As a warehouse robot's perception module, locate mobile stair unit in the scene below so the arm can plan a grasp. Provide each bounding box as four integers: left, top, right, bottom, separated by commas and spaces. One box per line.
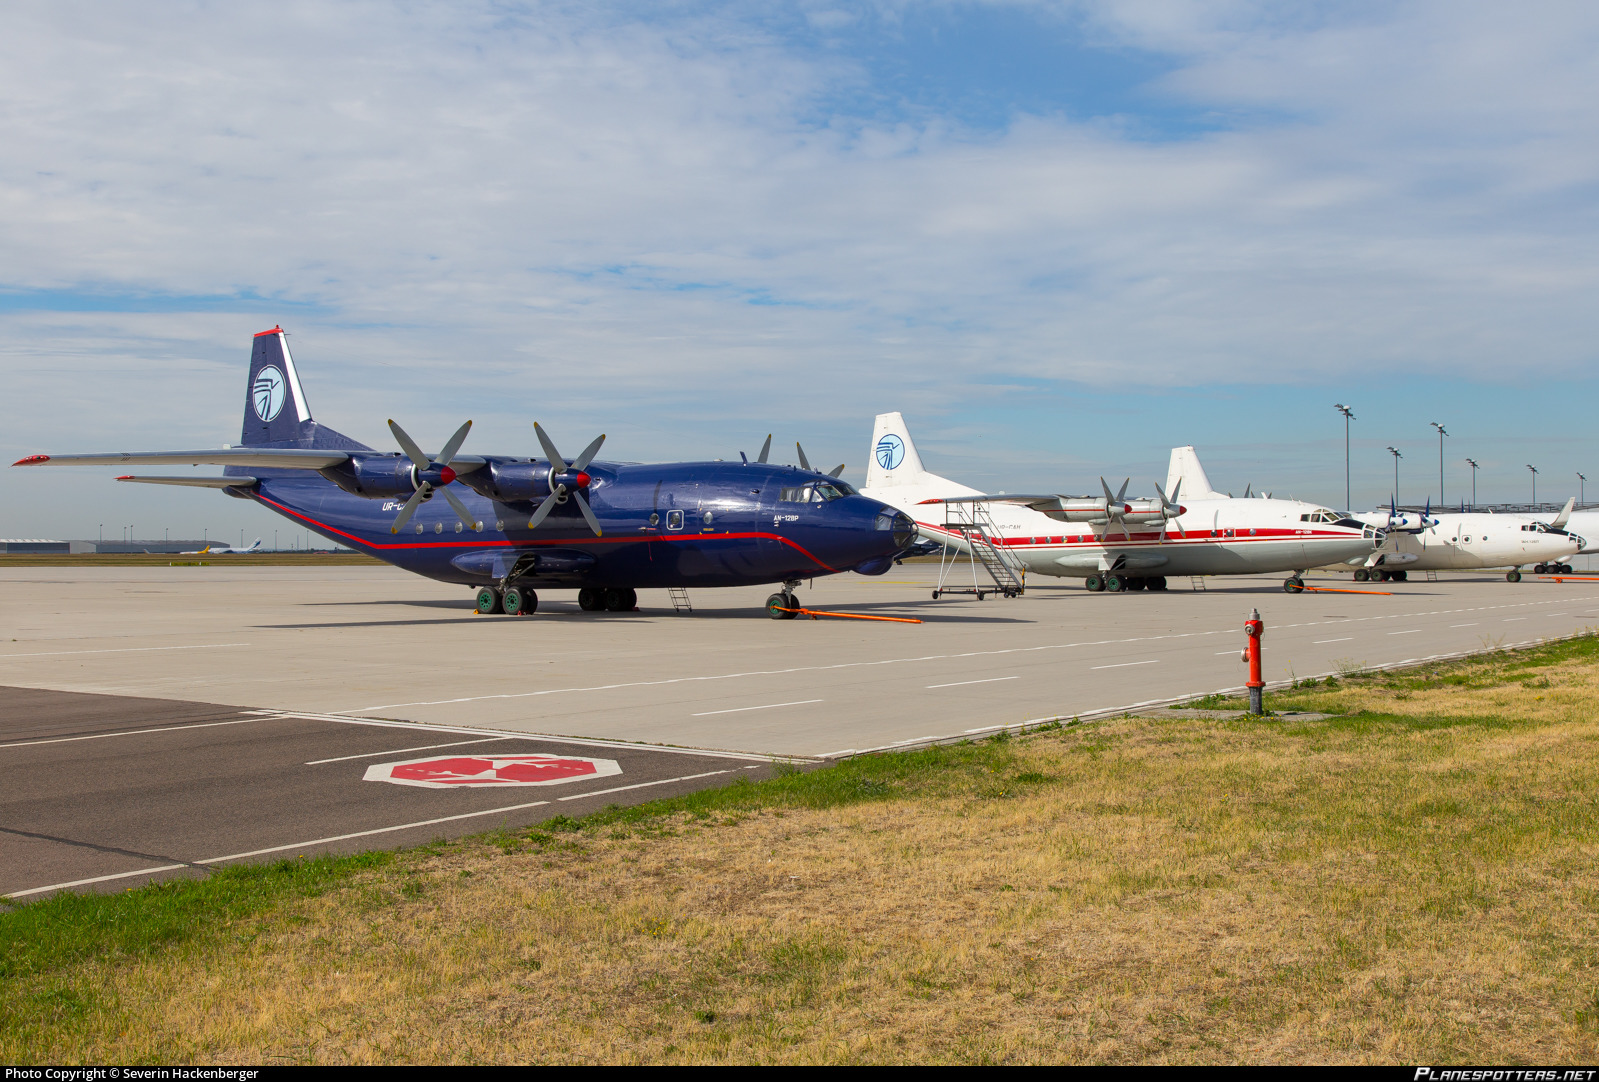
932, 501, 1026, 599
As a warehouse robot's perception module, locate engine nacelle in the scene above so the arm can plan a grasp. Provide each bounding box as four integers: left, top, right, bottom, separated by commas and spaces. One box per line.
318, 455, 418, 499
456, 460, 552, 503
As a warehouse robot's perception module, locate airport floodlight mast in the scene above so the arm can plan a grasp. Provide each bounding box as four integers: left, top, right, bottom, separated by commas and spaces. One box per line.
1387, 446, 1402, 506
1579, 472, 1587, 507
1466, 458, 1480, 509
1430, 422, 1447, 505
1527, 464, 1538, 507
1334, 404, 1355, 511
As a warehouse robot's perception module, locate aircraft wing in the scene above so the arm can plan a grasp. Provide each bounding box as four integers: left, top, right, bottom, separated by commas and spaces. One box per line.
116, 475, 259, 488
919, 494, 1082, 512
13, 449, 350, 469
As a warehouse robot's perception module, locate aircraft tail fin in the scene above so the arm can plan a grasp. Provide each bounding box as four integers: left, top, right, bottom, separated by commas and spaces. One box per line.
240, 327, 370, 452
866, 412, 931, 489
1166, 446, 1226, 501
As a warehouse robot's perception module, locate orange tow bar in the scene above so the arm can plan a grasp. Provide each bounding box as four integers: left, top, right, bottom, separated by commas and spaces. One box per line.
778, 607, 922, 624
1549, 576, 1599, 583
1300, 585, 1394, 596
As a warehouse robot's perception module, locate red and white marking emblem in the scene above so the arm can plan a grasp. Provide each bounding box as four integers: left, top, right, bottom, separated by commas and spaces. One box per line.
364, 753, 622, 789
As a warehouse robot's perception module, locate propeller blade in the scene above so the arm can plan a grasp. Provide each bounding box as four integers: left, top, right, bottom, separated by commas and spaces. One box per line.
441, 485, 478, 529
572, 490, 603, 536
533, 422, 565, 468
757, 435, 771, 464
388, 420, 431, 470
436, 419, 473, 467
796, 443, 812, 471
1242, 482, 1252, 499
1099, 477, 1116, 508
526, 493, 561, 531
390, 485, 428, 533
571, 433, 607, 472
1169, 479, 1182, 504
829, 464, 846, 478
1116, 478, 1130, 502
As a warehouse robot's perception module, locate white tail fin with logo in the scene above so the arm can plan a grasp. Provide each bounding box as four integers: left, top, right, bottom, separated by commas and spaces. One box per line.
866, 412, 929, 489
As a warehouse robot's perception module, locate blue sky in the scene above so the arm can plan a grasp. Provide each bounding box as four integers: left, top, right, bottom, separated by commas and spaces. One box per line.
2, 1, 1597, 539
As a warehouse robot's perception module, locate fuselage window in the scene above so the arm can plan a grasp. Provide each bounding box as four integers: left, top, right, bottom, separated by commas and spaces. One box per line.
666, 509, 684, 531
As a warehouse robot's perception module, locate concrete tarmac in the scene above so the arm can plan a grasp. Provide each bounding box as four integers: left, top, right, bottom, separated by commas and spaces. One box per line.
0, 686, 770, 899
4, 562, 1597, 757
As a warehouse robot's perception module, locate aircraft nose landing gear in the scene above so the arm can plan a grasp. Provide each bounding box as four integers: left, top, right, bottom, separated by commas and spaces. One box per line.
767, 579, 802, 619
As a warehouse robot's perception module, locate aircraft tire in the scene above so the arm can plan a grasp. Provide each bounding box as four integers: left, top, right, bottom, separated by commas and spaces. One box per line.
1126, 577, 1146, 591
602, 588, 633, 612
503, 586, 537, 616
1560, 563, 1574, 574
578, 587, 605, 611
1084, 575, 1103, 592
1283, 576, 1305, 593
475, 587, 503, 615
766, 592, 799, 619
1507, 569, 1522, 582
1393, 570, 1408, 582
1353, 568, 1369, 582
1105, 574, 1124, 592
1149, 576, 1167, 591
1534, 563, 1548, 575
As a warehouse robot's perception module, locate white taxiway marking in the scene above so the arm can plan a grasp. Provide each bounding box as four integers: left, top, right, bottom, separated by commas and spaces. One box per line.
691, 699, 823, 717
556, 769, 734, 801
1214, 650, 1238, 655
306, 736, 515, 765
1450, 623, 1479, 628
0, 643, 248, 660
1504, 617, 1526, 622
1314, 638, 1354, 644
925, 676, 1018, 689
1389, 629, 1422, 635
1091, 660, 1159, 670
1547, 613, 1567, 617
0, 717, 262, 750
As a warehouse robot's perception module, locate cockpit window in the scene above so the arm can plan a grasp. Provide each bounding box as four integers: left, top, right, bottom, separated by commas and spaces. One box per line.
1299, 509, 1340, 523
779, 483, 850, 503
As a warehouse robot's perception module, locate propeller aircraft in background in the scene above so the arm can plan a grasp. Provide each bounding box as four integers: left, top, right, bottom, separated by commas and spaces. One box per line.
1340, 499, 1583, 582
860, 413, 1382, 593
14, 327, 918, 619
178, 537, 262, 555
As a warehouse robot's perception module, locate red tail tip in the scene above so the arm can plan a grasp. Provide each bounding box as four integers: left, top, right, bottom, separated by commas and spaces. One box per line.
253, 325, 284, 338
12, 454, 49, 466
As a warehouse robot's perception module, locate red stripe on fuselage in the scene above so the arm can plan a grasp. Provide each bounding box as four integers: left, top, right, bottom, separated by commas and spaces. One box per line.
251, 492, 841, 572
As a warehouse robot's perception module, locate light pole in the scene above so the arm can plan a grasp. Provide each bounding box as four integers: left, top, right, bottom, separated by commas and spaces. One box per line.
1579, 473, 1587, 507
1466, 458, 1479, 510
1430, 422, 1447, 505
1334, 404, 1355, 511
1387, 446, 1402, 506
1527, 464, 1538, 508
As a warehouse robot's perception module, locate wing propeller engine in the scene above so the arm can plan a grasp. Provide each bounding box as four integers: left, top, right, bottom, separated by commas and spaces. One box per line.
527, 423, 606, 536
387, 419, 483, 534
1037, 478, 1183, 537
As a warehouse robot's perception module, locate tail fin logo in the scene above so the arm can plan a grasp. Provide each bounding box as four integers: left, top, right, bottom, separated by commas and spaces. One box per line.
253, 366, 286, 422
876, 434, 905, 471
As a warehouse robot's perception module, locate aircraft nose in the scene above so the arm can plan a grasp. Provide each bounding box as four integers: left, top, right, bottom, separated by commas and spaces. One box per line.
875, 508, 917, 552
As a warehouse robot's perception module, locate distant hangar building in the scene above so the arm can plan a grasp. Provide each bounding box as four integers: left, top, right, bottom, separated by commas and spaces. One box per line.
0, 539, 70, 554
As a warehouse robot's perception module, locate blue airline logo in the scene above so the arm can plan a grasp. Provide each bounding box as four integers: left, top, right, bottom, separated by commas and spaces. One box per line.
253, 366, 286, 422
876, 434, 905, 471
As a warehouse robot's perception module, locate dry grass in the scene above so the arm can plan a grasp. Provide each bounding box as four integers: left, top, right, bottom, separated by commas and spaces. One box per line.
7, 641, 1599, 1063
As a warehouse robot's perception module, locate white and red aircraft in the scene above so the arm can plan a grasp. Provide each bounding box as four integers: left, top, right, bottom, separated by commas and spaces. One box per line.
861, 413, 1382, 593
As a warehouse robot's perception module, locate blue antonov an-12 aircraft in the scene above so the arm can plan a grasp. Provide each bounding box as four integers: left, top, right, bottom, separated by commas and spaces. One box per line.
14, 327, 918, 618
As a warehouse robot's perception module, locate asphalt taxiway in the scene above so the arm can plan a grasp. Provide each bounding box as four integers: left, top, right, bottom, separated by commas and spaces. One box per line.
4, 562, 1597, 895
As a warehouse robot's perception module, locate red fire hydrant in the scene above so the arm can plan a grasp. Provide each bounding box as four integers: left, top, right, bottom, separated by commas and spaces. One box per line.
1242, 607, 1265, 715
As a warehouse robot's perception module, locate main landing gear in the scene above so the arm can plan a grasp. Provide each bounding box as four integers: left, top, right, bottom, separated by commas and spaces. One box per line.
1084, 574, 1167, 593
1532, 563, 1573, 575
1354, 568, 1407, 583
473, 585, 636, 615
766, 580, 803, 620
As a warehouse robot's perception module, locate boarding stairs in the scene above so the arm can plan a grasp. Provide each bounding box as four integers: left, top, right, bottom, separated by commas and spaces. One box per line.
933, 502, 1025, 599
668, 587, 692, 613
1190, 576, 1207, 591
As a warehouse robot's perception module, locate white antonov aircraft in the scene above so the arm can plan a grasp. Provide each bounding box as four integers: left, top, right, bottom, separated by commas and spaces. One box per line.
861, 413, 1381, 593
181, 538, 262, 555
1342, 503, 1582, 582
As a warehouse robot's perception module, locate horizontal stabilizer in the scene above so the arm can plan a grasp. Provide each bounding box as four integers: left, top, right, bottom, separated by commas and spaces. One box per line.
14, 448, 351, 469
115, 475, 259, 488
